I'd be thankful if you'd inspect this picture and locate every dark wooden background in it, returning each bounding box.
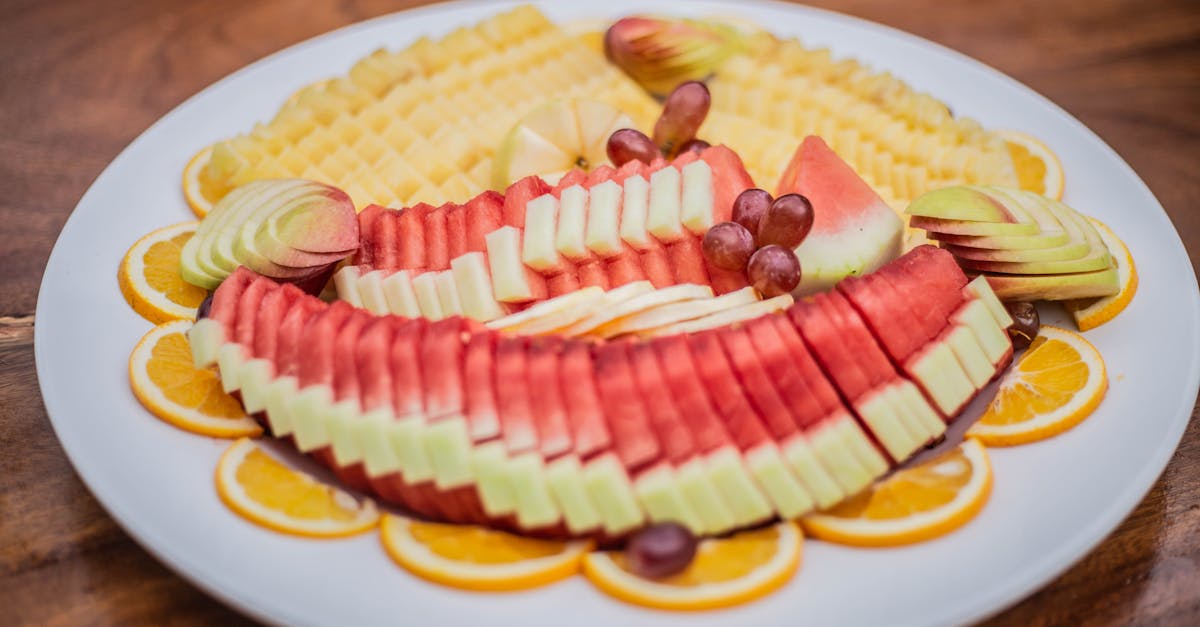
[2,0,1197,624]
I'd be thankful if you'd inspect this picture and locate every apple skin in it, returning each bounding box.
[978,266,1120,301]
[906,186,1021,223]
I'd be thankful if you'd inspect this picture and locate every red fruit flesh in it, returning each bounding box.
[527,336,572,459]
[586,164,617,187]
[552,169,588,196]
[495,336,537,454]
[639,246,676,288]
[685,331,771,452]
[356,204,385,267]
[389,317,428,419]
[650,335,735,454]
[423,206,450,272]
[578,260,611,290]
[375,210,400,272]
[396,204,429,272]
[297,300,356,388]
[666,235,711,286]
[274,296,328,378]
[823,290,901,387]
[715,327,800,440]
[234,277,277,351]
[743,316,825,429]
[420,318,466,419]
[251,283,305,365]
[628,341,696,465]
[768,315,848,425]
[208,266,258,331]
[837,273,918,362]
[698,145,756,225]
[592,341,661,472]
[463,331,500,442]
[465,190,504,252]
[547,270,583,298]
[445,203,467,261]
[560,340,612,458]
[356,317,394,412]
[612,158,645,186]
[503,176,553,229]
[605,247,648,287]
[788,297,871,401]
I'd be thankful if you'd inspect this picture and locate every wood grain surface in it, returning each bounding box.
[1,0,1197,624]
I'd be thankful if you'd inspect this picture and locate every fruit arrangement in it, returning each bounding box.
[114,4,1138,614]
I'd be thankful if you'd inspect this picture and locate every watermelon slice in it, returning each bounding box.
[502,175,553,228]
[592,341,660,472]
[605,246,648,287]
[356,317,394,413]
[423,205,450,271]
[697,145,755,225]
[463,331,500,443]
[445,202,468,261]
[559,339,611,459]
[251,283,305,365]
[208,266,257,333]
[546,269,582,298]
[464,190,503,253]
[375,210,400,272]
[666,235,713,287]
[396,203,429,271]
[495,336,537,454]
[527,336,573,459]
[776,136,904,294]
[234,277,276,351]
[552,169,587,195]
[639,245,675,288]
[355,204,385,267]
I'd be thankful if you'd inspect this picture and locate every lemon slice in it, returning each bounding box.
[1064,218,1137,331]
[216,438,379,537]
[967,326,1107,446]
[129,321,262,438]
[380,514,592,591]
[493,99,635,188]
[582,522,803,611]
[999,130,1064,201]
[802,439,992,547]
[118,222,209,325]
[181,145,228,218]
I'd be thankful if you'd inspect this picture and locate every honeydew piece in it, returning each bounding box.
[585,179,623,257]
[945,324,995,388]
[359,408,402,478]
[263,376,299,437]
[327,399,365,466]
[507,452,561,529]
[411,272,445,319]
[356,270,391,314]
[522,194,562,271]
[217,344,247,393]
[472,441,517,517]
[646,166,686,242]
[333,264,363,307]
[486,226,541,302]
[451,251,507,321]
[633,464,703,533]
[956,298,1012,364]
[546,455,602,534]
[187,318,225,368]
[894,379,947,438]
[582,453,646,535]
[703,446,773,529]
[381,270,422,318]
[555,184,591,260]
[964,276,1014,328]
[807,415,879,495]
[619,174,652,249]
[907,341,975,416]
[779,434,845,509]
[389,416,435,483]
[423,416,473,488]
[433,270,464,317]
[235,359,273,414]
[674,458,735,535]
[288,384,334,452]
[744,443,815,520]
[680,160,715,234]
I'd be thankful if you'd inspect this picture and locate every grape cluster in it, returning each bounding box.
[606,81,712,166]
[703,189,815,297]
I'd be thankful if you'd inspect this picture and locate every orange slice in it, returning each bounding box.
[380,514,592,591]
[129,320,262,438]
[182,145,227,218]
[802,439,992,547]
[1064,218,1137,331]
[216,437,380,537]
[967,326,1107,446]
[582,521,802,611]
[999,129,1064,200]
[118,221,209,325]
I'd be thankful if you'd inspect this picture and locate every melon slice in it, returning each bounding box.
[776,136,904,294]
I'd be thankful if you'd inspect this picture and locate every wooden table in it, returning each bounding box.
[2,0,1197,624]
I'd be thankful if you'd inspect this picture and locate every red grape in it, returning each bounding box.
[606,128,660,166]
[747,245,802,297]
[731,188,773,238]
[625,522,698,579]
[702,221,755,271]
[652,81,711,157]
[758,194,814,249]
[677,138,711,156]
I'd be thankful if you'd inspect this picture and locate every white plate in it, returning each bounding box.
[35,1,1200,625]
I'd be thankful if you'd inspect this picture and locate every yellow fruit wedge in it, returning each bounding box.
[967,326,1107,446]
[380,514,592,591]
[182,145,226,218]
[493,99,635,188]
[802,439,992,547]
[485,286,606,334]
[118,222,210,325]
[582,521,803,611]
[129,321,262,438]
[1064,219,1137,331]
[216,438,379,537]
[999,130,1064,201]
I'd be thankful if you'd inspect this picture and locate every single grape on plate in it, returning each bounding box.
[758,193,814,249]
[625,522,698,579]
[702,221,756,271]
[747,244,802,297]
[652,81,711,157]
[731,188,773,238]
[1004,301,1040,350]
[606,128,660,166]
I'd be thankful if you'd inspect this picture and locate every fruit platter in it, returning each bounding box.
[35,1,1200,625]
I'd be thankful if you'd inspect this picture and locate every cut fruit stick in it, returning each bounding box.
[434,270,464,317]
[420,319,475,490]
[904,338,977,418]
[355,270,391,315]
[593,286,758,339]
[646,166,686,243]
[953,298,1012,367]
[967,326,1106,446]
[486,226,548,303]
[522,194,566,272]
[1064,218,1137,331]
[582,521,802,611]
[381,270,423,318]
[618,174,652,250]
[584,179,623,257]
[555,184,593,261]
[964,275,1014,330]
[943,324,995,389]
[411,271,445,320]
[802,439,991,547]
[216,438,379,538]
[333,265,363,308]
[637,294,793,338]
[486,286,605,333]
[680,160,715,235]
[451,252,508,322]
[380,514,592,592]
[565,283,715,337]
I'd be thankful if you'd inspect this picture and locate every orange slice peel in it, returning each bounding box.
[118,221,209,325]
